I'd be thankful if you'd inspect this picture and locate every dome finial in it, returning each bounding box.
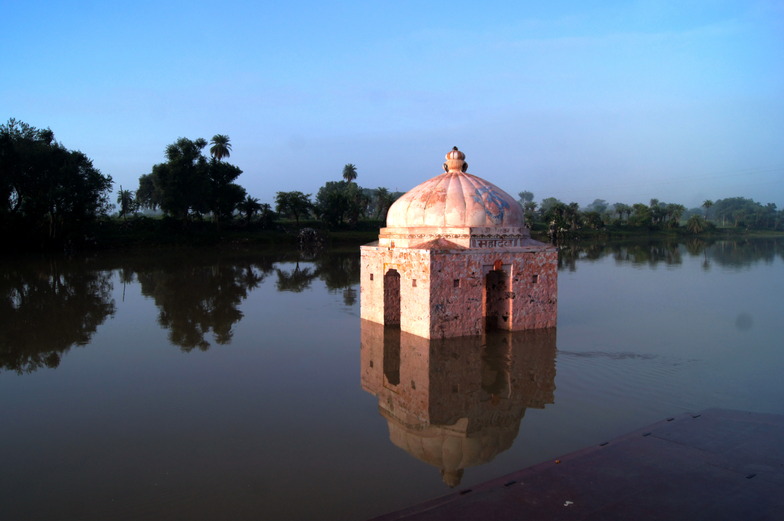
[443,146,468,173]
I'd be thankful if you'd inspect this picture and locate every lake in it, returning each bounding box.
[2,238,783,520]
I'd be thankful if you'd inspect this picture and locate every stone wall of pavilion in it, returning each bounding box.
[361,243,558,339]
[428,248,558,338]
[360,245,433,337]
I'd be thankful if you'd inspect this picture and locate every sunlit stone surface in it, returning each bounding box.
[360,147,558,338]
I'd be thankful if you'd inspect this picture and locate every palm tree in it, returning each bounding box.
[702,199,713,220]
[649,199,665,225]
[566,202,581,230]
[665,203,685,228]
[613,202,630,222]
[342,163,357,183]
[209,134,231,161]
[116,186,136,220]
[237,195,263,225]
[686,215,706,234]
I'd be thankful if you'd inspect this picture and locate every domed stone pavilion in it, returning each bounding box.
[360,147,558,339]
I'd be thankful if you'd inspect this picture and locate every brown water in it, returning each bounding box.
[1,238,783,520]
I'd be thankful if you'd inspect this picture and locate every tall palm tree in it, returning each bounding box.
[116,186,136,220]
[702,199,713,220]
[342,163,357,183]
[210,134,231,161]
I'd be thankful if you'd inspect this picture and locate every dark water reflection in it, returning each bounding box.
[558,237,784,271]
[1,249,361,366]
[0,257,115,373]
[1,238,782,520]
[361,321,556,488]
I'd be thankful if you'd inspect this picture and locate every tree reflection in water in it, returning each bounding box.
[275,250,361,305]
[557,237,783,271]
[135,255,272,351]
[0,249,363,368]
[0,258,115,373]
[275,262,316,293]
[360,319,557,487]
[3,239,774,371]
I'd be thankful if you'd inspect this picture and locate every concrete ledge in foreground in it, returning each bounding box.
[368,409,784,521]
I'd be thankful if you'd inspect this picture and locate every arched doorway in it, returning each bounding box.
[485,262,512,331]
[384,269,401,326]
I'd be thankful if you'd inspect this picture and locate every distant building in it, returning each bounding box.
[360,147,558,339]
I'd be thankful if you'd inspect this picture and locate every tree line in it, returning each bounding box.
[2,118,782,251]
[125,136,400,231]
[1,119,113,249]
[1,119,402,249]
[518,191,784,241]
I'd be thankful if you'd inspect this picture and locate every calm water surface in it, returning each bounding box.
[2,239,783,520]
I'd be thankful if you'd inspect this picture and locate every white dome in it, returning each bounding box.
[386,147,524,228]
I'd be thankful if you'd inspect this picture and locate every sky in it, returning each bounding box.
[2,0,783,209]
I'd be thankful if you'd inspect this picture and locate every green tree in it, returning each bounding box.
[686,215,706,234]
[142,136,245,227]
[207,135,244,226]
[518,191,536,225]
[518,191,534,204]
[275,191,312,226]
[565,202,582,230]
[209,134,231,161]
[649,199,665,226]
[0,118,113,249]
[135,173,162,211]
[116,186,137,220]
[207,159,245,228]
[665,203,686,228]
[147,137,210,223]
[583,211,604,230]
[522,201,538,226]
[342,163,358,183]
[540,199,563,219]
[712,197,779,229]
[629,203,651,227]
[586,199,608,214]
[257,203,275,228]
[237,195,263,225]
[315,181,368,227]
[374,187,395,220]
[702,199,713,220]
[613,203,632,222]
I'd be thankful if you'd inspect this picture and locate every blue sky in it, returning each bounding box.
[3,0,783,209]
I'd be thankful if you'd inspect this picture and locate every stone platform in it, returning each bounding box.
[368,409,784,520]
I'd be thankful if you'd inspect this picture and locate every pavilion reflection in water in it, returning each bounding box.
[360,319,556,487]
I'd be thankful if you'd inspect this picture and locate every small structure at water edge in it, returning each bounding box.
[360,147,558,339]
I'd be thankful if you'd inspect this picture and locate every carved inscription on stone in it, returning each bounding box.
[470,238,522,248]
